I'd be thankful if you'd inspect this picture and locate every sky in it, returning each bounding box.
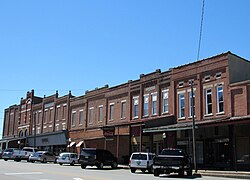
[0,0,250,138]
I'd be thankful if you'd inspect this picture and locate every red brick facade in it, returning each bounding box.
[2,52,250,169]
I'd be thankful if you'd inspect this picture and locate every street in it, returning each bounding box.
[0,160,234,180]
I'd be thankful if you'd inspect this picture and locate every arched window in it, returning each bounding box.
[19,130,23,137]
[24,129,28,137]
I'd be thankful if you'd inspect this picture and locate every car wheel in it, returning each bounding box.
[111,162,118,169]
[98,162,104,169]
[187,169,192,176]
[153,169,160,177]
[70,161,75,166]
[4,159,8,161]
[31,160,34,163]
[42,158,47,163]
[148,165,154,173]
[54,158,58,164]
[81,164,86,169]
[178,170,184,177]
[141,169,146,173]
[130,168,136,173]
[59,163,63,166]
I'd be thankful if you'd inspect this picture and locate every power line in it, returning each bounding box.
[197,0,205,60]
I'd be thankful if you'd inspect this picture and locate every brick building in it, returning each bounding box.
[1,51,250,170]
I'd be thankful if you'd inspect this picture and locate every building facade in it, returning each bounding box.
[1,52,250,170]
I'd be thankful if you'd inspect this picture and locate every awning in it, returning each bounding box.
[76,141,84,147]
[143,122,194,133]
[67,142,76,147]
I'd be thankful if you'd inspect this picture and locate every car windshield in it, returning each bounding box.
[81,149,96,156]
[160,149,184,156]
[34,152,44,157]
[60,154,69,158]
[4,149,14,152]
[131,154,147,160]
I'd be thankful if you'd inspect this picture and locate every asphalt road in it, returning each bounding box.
[0,160,233,180]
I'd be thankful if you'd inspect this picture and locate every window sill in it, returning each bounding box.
[188,116,196,119]
[178,117,186,120]
[120,117,126,120]
[216,112,225,115]
[162,112,169,115]
[204,114,213,117]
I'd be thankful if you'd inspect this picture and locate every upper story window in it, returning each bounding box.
[121,101,126,119]
[62,104,66,120]
[205,75,211,82]
[71,111,76,127]
[49,108,53,122]
[109,103,114,120]
[152,93,157,115]
[56,106,60,121]
[98,106,103,122]
[162,90,169,113]
[79,110,83,125]
[44,110,48,124]
[189,90,196,117]
[143,95,149,116]
[37,111,41,124]
[206,88,213,115]
[179,93,185,118]
[133,96,139,118]
[178,81,184,87]
[89,107,94,125]
[33,112,36,126]
[216,72,222,79]
[217,85,224,113]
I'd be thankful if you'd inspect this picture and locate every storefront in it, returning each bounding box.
[27,130,68,155]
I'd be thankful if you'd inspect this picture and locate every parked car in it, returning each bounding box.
[0,149,3,159]
[129,152,155,173]
[14,147,38,161]
[153,148,192,177]
[2,148,20,161]
[57,152,79,166]
[29,151,57,163]
[79,148,118,169]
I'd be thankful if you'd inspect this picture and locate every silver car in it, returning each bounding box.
[29,151,57,163]
[57,152,79,166]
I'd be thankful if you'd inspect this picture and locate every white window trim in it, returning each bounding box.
[162,90,169,114]
[216,85,224,113]
[205,88,213,115]
[178,93,185,118]
[189,90,196,117]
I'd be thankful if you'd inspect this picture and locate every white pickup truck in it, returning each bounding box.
[11,147,38,161]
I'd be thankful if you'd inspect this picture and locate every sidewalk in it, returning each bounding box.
[119,165,250,179]
[197,170,250,179]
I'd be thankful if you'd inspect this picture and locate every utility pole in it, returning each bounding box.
[191,80,197,173]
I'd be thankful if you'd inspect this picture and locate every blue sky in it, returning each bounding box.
[0,0,250,138]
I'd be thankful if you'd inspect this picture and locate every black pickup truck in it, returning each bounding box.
[153,149,192,177]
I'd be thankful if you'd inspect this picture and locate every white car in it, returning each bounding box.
[129,152,155,173]
[57,152,79,166]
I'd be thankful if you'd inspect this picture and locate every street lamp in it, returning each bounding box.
[18,140,20,149]
[190,80,197,173]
